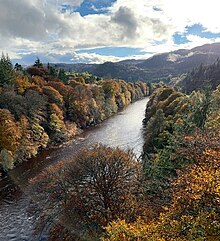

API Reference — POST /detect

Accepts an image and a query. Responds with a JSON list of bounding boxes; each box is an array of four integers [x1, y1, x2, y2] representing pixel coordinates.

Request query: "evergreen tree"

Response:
[[0, 53, 15, 86], [34, 57, 43, 68], [58, 68, 68, 83], [14, 63, 23, 71]]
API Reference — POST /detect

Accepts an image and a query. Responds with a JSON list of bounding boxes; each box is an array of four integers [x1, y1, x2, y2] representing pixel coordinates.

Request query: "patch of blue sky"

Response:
[[76, 47, 144, 57], [12, 54, 37, 65], [61, 0, 117, 16], [173, 33, 190, 44], [173, 24, 220, 44], [153, 39, 167, 45], [186, 23, 220, 38]]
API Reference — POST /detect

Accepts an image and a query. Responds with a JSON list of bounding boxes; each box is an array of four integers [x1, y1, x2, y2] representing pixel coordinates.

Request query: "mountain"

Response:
[[55, 43, 220, 82], [135, 43, 220, 80], [178, 58, 220, 93], [52, 63, 98, 73]]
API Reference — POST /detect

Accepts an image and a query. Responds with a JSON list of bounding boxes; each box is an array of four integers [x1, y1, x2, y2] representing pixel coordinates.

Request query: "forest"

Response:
[[30, 70, 220, 239], [1, 52, 220, 241], [0, 54, 148, 171], [103, 86, 220, 240], [179, 58, 220, 93]]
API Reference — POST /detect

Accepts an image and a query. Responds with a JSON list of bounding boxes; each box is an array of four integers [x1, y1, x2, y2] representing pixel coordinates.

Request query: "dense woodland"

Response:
[[179, 58, 220, 93], [0, 54, 148, 171], [1, 51, 220, 240], [103, 86, 220, 240], [30, 81, 220, 239]]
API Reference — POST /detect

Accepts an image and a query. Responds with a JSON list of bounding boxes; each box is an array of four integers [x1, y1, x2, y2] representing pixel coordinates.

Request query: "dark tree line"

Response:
[[180, 58, 220, 93]]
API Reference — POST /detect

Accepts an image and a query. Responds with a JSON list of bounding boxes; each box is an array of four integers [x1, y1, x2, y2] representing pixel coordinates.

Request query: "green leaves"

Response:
[[0, 53, 15, 87]]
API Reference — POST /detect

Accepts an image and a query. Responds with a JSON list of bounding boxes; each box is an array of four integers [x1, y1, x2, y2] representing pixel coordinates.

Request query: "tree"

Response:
[[25, 90, 48, 122], [14, 63, 23, 71], [0, 90, 27, 120], [0, 109, 21, 153], [42, 86, 64, 108], [0, 53, 15, 86], [34, 57, 43, 68], [103, 130, 220, 241], [188, 88, 211, 128], [30, 145, 143, 240], [143, 109, 165, 153], [0, 109, 21, 170], [58, 68, 68, 84], [15, 76, 32, 94]]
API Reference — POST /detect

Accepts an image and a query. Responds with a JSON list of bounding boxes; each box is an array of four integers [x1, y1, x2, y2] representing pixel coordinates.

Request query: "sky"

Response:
[[1, 0, 220, 65]]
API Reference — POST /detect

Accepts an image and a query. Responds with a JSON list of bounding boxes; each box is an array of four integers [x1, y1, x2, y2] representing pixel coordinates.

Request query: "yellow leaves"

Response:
[[145, 128, 220, 240], [103, 217, 187, 241], [31, 75, 45, 87], [0, 108, 21, 153], [103, 219, 152, 241], [42, 86, 64, 107], [15, 76, 32, 94]]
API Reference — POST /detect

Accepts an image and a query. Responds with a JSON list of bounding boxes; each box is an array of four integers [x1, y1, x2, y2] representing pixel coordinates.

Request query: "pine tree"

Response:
[[0, 53, 15, 86], [34, 57, 43, 68]]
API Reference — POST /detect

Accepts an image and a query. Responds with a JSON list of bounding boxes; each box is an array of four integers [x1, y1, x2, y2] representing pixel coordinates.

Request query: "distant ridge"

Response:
[[55, 43, 220, 82]]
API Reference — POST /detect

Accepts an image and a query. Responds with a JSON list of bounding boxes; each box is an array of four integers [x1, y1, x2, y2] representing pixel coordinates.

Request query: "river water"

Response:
[[0, 97, 149, 241]]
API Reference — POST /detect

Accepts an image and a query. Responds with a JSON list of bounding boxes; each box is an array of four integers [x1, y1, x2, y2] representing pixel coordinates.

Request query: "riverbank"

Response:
[[0, 90, 148, 178], [0, 97, 149, 241], [0, 63, 149, 172]]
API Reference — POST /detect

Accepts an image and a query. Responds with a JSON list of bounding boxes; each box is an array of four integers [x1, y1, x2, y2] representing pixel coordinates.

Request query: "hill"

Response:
[[178, 58, 220, 93], [55, 43, 220, 82]]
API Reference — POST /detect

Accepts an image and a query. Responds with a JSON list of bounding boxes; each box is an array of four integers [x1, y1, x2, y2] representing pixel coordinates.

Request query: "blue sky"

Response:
[[173, 24, 220, 45], [76, 47, 144, 57], [1, 0, 220, 65], [75, 0, 117, 16]]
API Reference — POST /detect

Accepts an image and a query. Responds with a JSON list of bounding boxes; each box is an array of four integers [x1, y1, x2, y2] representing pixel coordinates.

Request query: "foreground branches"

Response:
[[30, 145, 145, 240]]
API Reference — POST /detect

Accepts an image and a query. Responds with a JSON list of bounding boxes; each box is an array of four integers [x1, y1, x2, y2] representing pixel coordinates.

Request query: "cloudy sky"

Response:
[[1, 0, 220, 65]]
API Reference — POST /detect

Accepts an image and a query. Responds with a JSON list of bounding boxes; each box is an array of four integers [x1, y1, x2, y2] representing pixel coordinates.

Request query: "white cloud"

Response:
[[71, 52, 122, 63], [70, 51, 154, 63], [46, 0, 84, 7], [186, 35, 220, 48], [155, 0, 220, 33], [1, 0, 220, 64]]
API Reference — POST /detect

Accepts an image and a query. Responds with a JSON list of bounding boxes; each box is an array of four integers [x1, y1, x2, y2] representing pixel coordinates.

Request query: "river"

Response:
[[0, 97, 149, 241]]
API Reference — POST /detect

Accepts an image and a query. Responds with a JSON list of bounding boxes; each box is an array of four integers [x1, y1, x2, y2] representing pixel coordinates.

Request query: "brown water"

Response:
[[0, 97, 149, 241]]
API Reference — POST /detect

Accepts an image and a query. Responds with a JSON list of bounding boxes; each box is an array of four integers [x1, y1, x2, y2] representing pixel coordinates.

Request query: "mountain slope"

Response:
[[178, 58, 220, 93], [55, 43, 220, 82]]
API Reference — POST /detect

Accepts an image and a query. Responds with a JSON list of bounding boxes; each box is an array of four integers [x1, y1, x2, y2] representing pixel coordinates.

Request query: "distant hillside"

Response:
[[178, 58, 220, 93], [51, 63, 98, 73], [55, 43, 220, 82]]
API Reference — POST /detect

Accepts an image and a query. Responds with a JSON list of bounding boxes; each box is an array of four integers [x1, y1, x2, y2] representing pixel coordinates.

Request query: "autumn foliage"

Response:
[[30, 145, 144, 240], [103, 86, 220, 241], [0, 55, 148, 170]]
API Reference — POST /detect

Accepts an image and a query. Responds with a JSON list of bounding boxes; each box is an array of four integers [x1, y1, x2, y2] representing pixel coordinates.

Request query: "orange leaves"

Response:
[[15, 76, 32, 94], [42, 86, 64, 107], [102, 218, 168, 241], [0, 109, 21, 153], [0, 109, 22, 170], [160, 128, 220, 240]]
